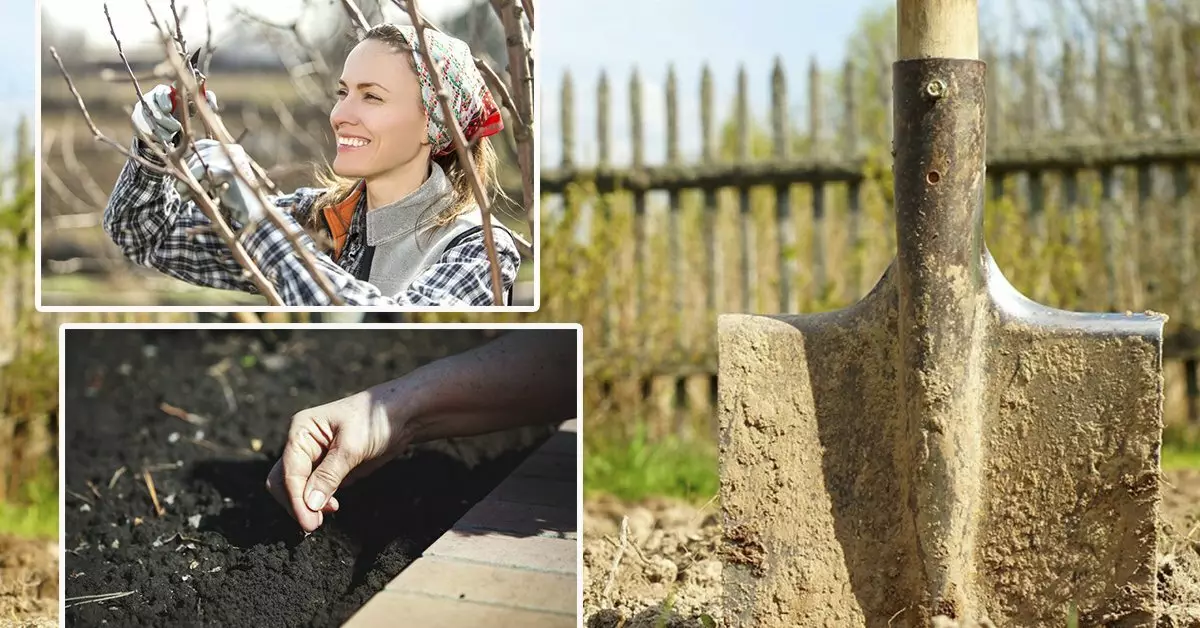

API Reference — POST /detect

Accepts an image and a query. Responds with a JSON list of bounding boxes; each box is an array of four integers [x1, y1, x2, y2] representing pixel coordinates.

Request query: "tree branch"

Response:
[[488, 0, 536, 242], [403, 0, 504, 303], [145, 12, 346, 306]]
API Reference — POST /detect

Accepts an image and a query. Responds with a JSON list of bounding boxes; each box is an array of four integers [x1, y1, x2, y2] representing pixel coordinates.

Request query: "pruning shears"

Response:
[[168, 48, 210, 124]]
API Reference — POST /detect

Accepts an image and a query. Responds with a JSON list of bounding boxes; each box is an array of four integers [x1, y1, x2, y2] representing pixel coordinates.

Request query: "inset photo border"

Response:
[[58, 322, 580, 626], [36, 0, 539, 313]]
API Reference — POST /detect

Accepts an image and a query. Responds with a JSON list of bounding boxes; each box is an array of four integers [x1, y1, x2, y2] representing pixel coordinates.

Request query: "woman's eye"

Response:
[[365, 93, 381, 101], [335, 88, 347, 98]]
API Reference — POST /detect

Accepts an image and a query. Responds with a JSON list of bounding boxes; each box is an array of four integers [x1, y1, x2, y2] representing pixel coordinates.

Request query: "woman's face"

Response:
[[330, 39, 428, 179]]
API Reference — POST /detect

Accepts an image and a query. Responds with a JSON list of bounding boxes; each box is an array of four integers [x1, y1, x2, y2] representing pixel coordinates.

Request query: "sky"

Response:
[[3, 0, 1048, 163], [0, 0, 34, 141]]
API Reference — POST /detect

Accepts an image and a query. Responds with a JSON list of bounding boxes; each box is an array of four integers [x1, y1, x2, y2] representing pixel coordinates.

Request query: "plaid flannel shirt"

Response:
[[102, 140, 520, 307]]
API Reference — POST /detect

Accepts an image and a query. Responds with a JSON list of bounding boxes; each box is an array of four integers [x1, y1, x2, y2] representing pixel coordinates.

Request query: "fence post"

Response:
[[666, 65, 683, 345], [808, 57, 827, 304], [772, 58, 795, 312], [1096, 32, 1110, 135], [701, 65, 720, 329], [560, 71, 574, 170], [736, 66, 754, 313], [985, 50, 1006, 200], [596, 71, 616, 349], [843, 59, 864, 297], [1175, 164, 1197, 422], [630, 70, 647, 328], [1060, 41, 1081, 248]]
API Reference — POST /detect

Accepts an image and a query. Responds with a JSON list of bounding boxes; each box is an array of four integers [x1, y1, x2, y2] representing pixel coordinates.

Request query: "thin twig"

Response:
[[65, 591, 137, 608], [143, 468, 165, 516], [340, 0, 370, 34], [488, 0, 535, 240], [60, 119, 109, 206], [104, 3, 149, 108], [143, 5, 341, 305], [82, 7, 287, 303], [48, 48, 170, 175], [404, 0, 504, 303], [601, 515, 629, 607], [66, 489, 93, 505], [157, 42, 344, 305], [159, 401, 208, 426], [520, 0, 534, 29], [108, 466, 127, 489], [202, 0, 213, 73]]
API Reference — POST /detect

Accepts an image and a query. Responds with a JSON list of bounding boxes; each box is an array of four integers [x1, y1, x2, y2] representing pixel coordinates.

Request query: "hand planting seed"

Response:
[[266, 330, 577, 533]]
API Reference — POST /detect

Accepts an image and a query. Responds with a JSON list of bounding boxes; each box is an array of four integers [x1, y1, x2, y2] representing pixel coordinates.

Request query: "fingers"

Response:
[[303, 448, 354, 514], [266, 461, 339, 523], [204, 89, 219, 112], [280, 434, 324, 533], [151, 85, 175, 112]]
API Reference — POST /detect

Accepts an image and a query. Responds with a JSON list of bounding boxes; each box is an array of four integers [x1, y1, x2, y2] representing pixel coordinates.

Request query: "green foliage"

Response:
[[0, 461, 58, 539], [1163, 423, 1200, 471], [584, 422, 718, 503], [0, 118, 60, 539], [0, 116, 34, 258]]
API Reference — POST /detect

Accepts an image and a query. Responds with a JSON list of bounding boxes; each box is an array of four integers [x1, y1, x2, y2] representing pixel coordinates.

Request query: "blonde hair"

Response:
[[307, 23, 502, 244]]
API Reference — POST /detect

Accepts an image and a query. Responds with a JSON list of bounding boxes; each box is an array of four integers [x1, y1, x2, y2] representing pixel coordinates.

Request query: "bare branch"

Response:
[[150, 19, 345, 305], [271, 100, 328, 158], [392, 0, 534, 255], [60, 124, 109, 207], [340, 0, 371, 35], [48, 44, 285, 304], [103, 3, 149, 106], [404, 0, 504, 303], [521, 0, 534, 29], [48, 47, 170, 176], [489, 0, 535, 240]]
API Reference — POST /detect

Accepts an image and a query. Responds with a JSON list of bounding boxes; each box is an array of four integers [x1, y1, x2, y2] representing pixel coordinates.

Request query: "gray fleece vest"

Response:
[[362, 163, 512, 304]]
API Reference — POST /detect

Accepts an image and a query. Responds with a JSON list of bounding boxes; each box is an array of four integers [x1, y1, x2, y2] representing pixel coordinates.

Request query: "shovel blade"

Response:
[[718, 256, 1164, 627]]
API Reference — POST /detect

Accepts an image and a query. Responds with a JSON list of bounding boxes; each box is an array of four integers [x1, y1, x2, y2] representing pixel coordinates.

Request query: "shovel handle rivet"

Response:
[[926, 79, 947, 98], [926, 170, 941, 184]]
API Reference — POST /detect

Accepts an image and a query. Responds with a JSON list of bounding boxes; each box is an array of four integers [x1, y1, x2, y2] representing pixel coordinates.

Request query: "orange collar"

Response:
[[323, 181, 364, 261]]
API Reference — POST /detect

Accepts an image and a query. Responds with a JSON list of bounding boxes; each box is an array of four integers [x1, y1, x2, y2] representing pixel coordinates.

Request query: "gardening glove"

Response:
[[175, 139, 269, 227], [132, 84, 219, 146], [265, 390, 409, 533]]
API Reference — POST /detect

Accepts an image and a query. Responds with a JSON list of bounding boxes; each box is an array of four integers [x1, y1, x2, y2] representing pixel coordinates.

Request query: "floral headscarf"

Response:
[[392, 25, 504, 157]]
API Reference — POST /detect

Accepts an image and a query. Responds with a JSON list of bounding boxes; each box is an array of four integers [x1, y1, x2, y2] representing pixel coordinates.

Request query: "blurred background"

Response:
[[38, 0, 533, 307]]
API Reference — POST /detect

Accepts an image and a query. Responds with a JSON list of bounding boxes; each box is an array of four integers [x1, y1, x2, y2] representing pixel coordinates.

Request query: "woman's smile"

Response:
[[336, 134, 372, 152], [328, 38, 431, 200]]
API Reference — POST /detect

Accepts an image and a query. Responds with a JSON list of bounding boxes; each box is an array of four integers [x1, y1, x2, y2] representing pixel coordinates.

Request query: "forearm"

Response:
[[104, 140, 255, 292], [375, 330, 579, 444]]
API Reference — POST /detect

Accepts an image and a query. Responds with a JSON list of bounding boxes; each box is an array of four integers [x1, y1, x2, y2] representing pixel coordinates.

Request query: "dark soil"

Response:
[[63, 328, 546, 628]]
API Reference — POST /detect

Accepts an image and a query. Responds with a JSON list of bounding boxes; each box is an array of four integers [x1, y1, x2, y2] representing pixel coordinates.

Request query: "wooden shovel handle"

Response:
[[897, 0, 979, 60]]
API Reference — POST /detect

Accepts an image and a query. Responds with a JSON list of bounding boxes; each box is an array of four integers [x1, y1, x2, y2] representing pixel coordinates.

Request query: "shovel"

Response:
[[717, 0, 1166, 626]]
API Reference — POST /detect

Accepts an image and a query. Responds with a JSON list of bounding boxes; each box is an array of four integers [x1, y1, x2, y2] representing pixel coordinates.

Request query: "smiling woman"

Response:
[[102, 23, 521, 307]]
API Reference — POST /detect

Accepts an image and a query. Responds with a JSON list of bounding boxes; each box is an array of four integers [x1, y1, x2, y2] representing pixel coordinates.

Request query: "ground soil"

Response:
[[63, 328, 551, 628], [0, 536, 58, 628], [582, 469, 1200, 627]]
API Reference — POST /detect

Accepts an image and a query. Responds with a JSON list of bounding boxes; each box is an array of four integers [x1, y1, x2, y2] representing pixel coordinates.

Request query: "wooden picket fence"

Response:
[[539, 32, 1200, 438]]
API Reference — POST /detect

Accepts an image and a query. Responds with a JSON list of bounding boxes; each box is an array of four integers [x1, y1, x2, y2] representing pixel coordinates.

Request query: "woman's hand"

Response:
[[265, 330, 578, 533], [131, 84, 219, 146], [175, 140, 267, 226], [265, 389, 414, 533]]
